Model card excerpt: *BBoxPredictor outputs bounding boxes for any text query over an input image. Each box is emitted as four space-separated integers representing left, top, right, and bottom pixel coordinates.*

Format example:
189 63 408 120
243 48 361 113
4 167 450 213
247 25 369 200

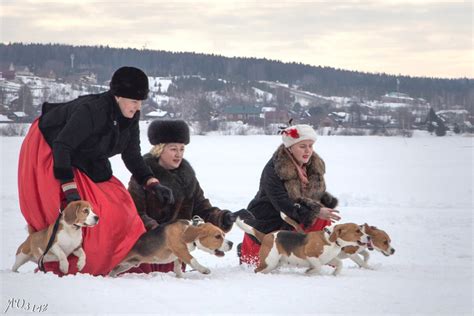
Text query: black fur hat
148 120 190 145
110 66 149 100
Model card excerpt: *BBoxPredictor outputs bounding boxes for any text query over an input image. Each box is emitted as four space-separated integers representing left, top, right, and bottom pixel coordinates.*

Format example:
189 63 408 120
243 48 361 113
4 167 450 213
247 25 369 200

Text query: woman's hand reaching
318 207 341 223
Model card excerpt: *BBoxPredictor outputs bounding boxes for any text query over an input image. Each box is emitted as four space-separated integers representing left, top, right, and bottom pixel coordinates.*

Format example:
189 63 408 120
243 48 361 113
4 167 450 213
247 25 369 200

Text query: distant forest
0 43 472 109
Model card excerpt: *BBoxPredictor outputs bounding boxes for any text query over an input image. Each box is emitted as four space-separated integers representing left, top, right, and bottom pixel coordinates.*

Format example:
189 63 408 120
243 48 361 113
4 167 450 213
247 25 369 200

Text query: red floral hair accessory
281 128 300 139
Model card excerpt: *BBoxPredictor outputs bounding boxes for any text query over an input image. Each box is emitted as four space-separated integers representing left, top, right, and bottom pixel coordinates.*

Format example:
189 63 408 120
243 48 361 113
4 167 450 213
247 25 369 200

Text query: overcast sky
1 0 472 78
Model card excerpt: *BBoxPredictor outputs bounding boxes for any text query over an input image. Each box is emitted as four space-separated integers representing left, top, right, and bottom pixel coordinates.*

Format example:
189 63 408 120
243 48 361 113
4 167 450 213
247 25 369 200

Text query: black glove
145 182 175 205
222 209 255 228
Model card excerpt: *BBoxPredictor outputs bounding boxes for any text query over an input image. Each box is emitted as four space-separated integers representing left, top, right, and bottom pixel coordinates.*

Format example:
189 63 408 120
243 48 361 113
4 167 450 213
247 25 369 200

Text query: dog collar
191 215 204 226
73 224 81 230
323 227 341 247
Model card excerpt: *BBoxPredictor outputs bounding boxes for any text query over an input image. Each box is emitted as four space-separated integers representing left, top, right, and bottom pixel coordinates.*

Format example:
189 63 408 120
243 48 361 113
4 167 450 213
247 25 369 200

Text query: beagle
109 218 233 278
12 201 99 274
338 223 395 269
236 213 369 275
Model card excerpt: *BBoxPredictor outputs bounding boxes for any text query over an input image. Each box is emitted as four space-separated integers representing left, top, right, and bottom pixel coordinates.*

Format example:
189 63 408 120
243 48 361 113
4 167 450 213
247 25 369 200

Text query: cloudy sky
1 0 472 78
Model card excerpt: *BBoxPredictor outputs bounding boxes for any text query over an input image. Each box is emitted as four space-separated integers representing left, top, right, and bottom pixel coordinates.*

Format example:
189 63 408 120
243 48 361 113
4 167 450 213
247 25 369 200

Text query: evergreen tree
194 97 213 134
435 120 447 136
16 85 34 116
453 123 461 134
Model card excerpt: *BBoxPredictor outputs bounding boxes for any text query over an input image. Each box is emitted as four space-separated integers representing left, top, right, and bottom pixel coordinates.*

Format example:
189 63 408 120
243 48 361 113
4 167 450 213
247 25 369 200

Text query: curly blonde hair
150 143 166 157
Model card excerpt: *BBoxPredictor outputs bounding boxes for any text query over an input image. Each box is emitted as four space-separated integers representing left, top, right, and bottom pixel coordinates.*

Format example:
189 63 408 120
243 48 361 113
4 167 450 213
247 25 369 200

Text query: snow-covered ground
0 124 472 315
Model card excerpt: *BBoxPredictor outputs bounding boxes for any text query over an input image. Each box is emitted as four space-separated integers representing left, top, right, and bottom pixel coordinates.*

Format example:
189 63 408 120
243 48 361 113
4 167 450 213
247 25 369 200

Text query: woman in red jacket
18 66 173 276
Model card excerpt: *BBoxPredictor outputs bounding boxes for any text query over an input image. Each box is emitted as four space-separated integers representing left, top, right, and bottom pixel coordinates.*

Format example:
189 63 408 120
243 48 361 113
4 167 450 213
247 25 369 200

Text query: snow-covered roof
148 77 172 93
377 102 411 108
261 107 276 112
383 92 414 101
145 109 168 117
13 112 27 117
330 112 348 118
0 114 12 122
437 109 468 115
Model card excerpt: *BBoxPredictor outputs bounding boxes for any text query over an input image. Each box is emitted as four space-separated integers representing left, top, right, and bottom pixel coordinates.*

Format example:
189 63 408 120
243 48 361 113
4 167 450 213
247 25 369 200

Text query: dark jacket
38 91 153 184
246 144 338 234
128 154 232 231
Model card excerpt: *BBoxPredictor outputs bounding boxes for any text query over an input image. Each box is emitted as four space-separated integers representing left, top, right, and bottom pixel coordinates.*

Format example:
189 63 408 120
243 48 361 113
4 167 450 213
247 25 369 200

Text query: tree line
0 43 472 110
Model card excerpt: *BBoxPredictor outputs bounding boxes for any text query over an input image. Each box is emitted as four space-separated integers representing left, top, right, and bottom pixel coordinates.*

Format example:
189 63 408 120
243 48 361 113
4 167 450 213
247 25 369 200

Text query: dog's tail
27 225 36 235
235 217 265 243
280 212 305 233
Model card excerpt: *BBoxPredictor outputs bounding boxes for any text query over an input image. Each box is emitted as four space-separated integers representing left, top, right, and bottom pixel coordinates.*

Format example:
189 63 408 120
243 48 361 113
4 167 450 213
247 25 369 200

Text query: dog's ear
182 225 202 243
329 225 341 242
363 223 371 232
63 202 80 225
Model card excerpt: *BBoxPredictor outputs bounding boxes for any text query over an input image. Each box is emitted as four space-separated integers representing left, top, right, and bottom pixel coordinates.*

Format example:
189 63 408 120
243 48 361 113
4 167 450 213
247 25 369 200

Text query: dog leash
37 211 62 272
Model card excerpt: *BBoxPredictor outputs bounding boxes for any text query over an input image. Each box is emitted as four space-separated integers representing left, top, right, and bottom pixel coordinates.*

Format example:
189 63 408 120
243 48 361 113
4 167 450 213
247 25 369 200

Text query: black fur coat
128 153 231 231
247 145 338 234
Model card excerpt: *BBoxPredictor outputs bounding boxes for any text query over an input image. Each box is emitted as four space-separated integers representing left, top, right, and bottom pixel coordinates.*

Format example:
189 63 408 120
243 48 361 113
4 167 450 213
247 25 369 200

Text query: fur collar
272 144 326 201
273 144 325 181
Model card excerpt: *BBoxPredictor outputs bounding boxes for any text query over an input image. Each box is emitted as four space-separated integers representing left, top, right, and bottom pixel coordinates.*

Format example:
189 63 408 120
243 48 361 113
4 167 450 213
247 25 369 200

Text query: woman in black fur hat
128 119 251 274
17 66 174 276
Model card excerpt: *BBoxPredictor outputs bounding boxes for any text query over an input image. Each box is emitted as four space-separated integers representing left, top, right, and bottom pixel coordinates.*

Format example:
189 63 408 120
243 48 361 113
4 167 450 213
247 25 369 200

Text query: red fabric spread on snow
18 120 146 276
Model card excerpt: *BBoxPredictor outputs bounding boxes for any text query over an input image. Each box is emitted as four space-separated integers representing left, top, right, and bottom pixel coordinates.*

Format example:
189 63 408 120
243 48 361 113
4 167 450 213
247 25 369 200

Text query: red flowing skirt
240 218 331 265
18 120 147 276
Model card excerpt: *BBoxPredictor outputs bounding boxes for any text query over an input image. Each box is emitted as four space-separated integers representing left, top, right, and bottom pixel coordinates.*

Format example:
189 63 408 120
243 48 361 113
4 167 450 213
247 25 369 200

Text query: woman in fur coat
128 119 250 273
239 124 341 264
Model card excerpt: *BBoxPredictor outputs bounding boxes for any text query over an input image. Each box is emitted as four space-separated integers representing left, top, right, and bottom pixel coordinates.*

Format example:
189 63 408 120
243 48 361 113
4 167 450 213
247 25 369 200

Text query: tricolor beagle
109 218 233 278
236 213 369 275
338 223 395 269
12 201 99 273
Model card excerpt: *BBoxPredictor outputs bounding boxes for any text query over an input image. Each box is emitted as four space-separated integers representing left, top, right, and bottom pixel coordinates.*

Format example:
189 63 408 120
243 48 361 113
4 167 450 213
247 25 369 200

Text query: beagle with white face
12 201 99 274
109 219 233 278
338 223 395 269
236 214 369 276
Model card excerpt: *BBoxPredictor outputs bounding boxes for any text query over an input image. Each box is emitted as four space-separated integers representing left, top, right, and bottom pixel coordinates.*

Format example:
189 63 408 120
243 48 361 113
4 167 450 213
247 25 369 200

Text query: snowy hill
0 125 472 315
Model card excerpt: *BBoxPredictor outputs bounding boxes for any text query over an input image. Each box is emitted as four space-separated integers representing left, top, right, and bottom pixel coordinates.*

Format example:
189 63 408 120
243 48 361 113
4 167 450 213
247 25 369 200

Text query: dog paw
77 259 85 271
199 267 211 274
59 262 69 274
305 268 320 275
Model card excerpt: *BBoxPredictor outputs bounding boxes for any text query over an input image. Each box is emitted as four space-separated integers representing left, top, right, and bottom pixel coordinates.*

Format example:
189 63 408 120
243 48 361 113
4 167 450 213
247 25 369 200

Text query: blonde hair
150 143 166 157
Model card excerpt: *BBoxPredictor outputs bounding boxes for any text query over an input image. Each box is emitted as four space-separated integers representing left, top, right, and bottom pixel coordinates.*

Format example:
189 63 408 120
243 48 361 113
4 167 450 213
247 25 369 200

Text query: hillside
1 43 472 109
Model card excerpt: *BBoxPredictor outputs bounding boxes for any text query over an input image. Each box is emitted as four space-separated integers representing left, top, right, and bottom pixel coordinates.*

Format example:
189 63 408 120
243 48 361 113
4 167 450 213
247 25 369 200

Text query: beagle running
338 223 395 269
236 213 369 275
109 218 233 278
12 201 99 274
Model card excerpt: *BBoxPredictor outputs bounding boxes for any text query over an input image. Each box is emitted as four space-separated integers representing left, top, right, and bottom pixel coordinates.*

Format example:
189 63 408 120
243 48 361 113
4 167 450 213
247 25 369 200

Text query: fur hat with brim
148 120 190 145
281 124 317 148
110 66 149 100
